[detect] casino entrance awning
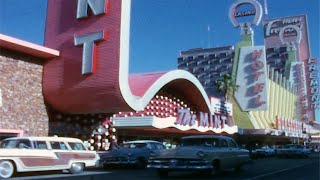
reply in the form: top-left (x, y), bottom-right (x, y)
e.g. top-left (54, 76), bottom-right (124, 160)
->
top-left (112, 116), bottom-right (240, 135)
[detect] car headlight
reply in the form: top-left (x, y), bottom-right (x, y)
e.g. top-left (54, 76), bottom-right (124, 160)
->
top-left (197, 151), bottom-right (206, 158)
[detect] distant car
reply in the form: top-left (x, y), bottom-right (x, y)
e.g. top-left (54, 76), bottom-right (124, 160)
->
top-left (0, 136), bottom-right (100, 179)
top-left (277, 144), bottom-right (311, 158)
top-left (98, 140), bottom-right (165, 168)
top-left (255, 146), bottom-right (275, 157)
top-left (147, 135), bottom-right (250, 178)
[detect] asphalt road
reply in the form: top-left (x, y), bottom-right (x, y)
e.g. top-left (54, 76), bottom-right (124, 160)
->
top-left (10, 153), bottom-right (320, 180)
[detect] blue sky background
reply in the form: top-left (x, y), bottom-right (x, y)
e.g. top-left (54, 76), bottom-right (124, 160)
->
top-left (0, 0), bottom-right (319, 120)
top-left (0, 0), bottom-right (318, 73)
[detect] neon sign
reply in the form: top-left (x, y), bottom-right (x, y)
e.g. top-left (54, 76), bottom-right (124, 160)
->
top-left (251, 50), bottom-right (266, 105)
top-left (175, 109), bottom-right (234, 129)
top-left (308, 58), bottom-right (320, 109)
top-left (229, 0), bottom-right (263, 35)
top-left (235, 46), bottom-right (268, 111)
top-left (265, 17), bottom-right (303, 37)
top-left (75, 0), bottom-right (110, 75)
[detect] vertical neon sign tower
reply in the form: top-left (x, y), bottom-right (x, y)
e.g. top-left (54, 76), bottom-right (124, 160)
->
top-left (228, 0), bottom-right (270, 129)
top-left (279, 25), bottom-right (308, 122)
top-left (229, 0), bottom-right (263, 78)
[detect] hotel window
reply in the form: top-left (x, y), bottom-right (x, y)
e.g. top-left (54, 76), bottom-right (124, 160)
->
top-left (197, 55), bottom-right (204, 59)
top-left (266, 47), bottom-right (276, 54)
top-left (280, 46), bottom-right (287, 53)
top-left (188, 56), bottom-right (194, 61)
top-left (209, 54), bottom-right (216, 59)
top-left (219, 52), bottom-right (227, 58)
top-left (280, 53), bottom-right (288, 60)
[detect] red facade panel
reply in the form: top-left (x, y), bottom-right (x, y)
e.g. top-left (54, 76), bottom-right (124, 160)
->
top-left (44, 0), bottom-right (129, 113)
top-left (129, 73), bottom-right (166, 97)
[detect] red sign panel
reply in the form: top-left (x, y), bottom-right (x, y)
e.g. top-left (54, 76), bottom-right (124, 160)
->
top-left (264, 15), bottom-right (310, 62)
top-left (44, 0), bottom-right (130, 113)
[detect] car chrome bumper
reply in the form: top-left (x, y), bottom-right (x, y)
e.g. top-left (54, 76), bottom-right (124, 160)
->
top-left (147, 159), bottom-right (212, 170)
top-left (98, 159), bottom-right (138, 166)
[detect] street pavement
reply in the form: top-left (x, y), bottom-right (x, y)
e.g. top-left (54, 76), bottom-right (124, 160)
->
top-left (10, 153), bottom-right (319, 180)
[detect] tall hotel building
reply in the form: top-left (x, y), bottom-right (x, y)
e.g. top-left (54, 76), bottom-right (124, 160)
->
top-left (177, 46), bottom-right (235, 98)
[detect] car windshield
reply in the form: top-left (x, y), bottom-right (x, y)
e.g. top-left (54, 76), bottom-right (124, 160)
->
top-left (0, 139), bottom-right (32, 149)
top-left (181, 138), bottom-right (219, 147)
top-left (284, 144), bottom-right (302, 149)
top-left (122, 143), bottom-right (147, 149)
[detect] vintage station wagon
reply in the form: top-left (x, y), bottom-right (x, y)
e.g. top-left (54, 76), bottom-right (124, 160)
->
top-left (147, 135), bottom-right (250, 177)
top-left (0, 136), bottom-right (99, 179)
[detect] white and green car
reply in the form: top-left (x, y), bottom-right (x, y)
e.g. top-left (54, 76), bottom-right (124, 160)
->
top-left (147, 135), bottom-right (250, 177)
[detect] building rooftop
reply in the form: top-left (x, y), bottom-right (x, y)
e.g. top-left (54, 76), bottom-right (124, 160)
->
top-left (0, 34), bottom-right (59, 59)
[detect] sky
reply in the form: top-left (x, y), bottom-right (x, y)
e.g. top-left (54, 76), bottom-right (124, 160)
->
top-left (0, 0), bottom-right (319, 73)
top-left (0, 0), bottom-right (319, 119)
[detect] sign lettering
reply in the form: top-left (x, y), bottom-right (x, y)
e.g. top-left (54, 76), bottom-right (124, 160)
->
top-left (175, 109), bottom-right (234, 129)
top-left (77, 0), bottom-right (109, 19)
top-left (75, 0), bottom-right (110, 75)
top-left (74, 31), bottom-right (108, 74)
top-left (251, 50), bottom-right (266, 105)
top-left (235, 46), bottom-right (268, 111)
top-left (307, 58), bottom-right (320, 109)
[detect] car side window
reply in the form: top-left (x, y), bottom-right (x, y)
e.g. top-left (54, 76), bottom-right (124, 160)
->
top-left (50, 141), bottom-right (68, 150)
top-left (220, 139), bottom-right (228, 147)
top-left (204, 139), bottom-right (213, 147)
top-left (18, 139), bottom-right (32, 149)
top-left (68, 142), bottom-right (86, 150)
top-left (34, 141), bottom-right (48, 149)
top-left (147, 143), bottom-right (156, 150)
top-left (227, 140), bottom-right (238, 148)
top-left (155, 144), bottom-right (165, 150)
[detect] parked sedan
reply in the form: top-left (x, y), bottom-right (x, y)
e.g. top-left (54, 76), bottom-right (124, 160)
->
top-left (147, 135), bottom-right (250, 178)
top-left (277, 144), bottom-right (311, 158)
top-left (255, 146), bottom-right (275, 157)
top-left (98, 140), bottom-right (165, 168)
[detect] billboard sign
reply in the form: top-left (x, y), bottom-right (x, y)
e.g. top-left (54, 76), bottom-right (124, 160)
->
top-left (264, 15), bottom-right (310, 63)
top-left (235, 46), bottom-right (268, 111)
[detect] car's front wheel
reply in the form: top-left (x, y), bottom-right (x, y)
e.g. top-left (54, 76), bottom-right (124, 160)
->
top-left (0, 160), bottom-right (15, 179)
top-left (211, 160), bottom-right (220, 175)
top-left (69, 163), bottom-right (84, 174)
top-left (203, 160), bottom-right (220, 176)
